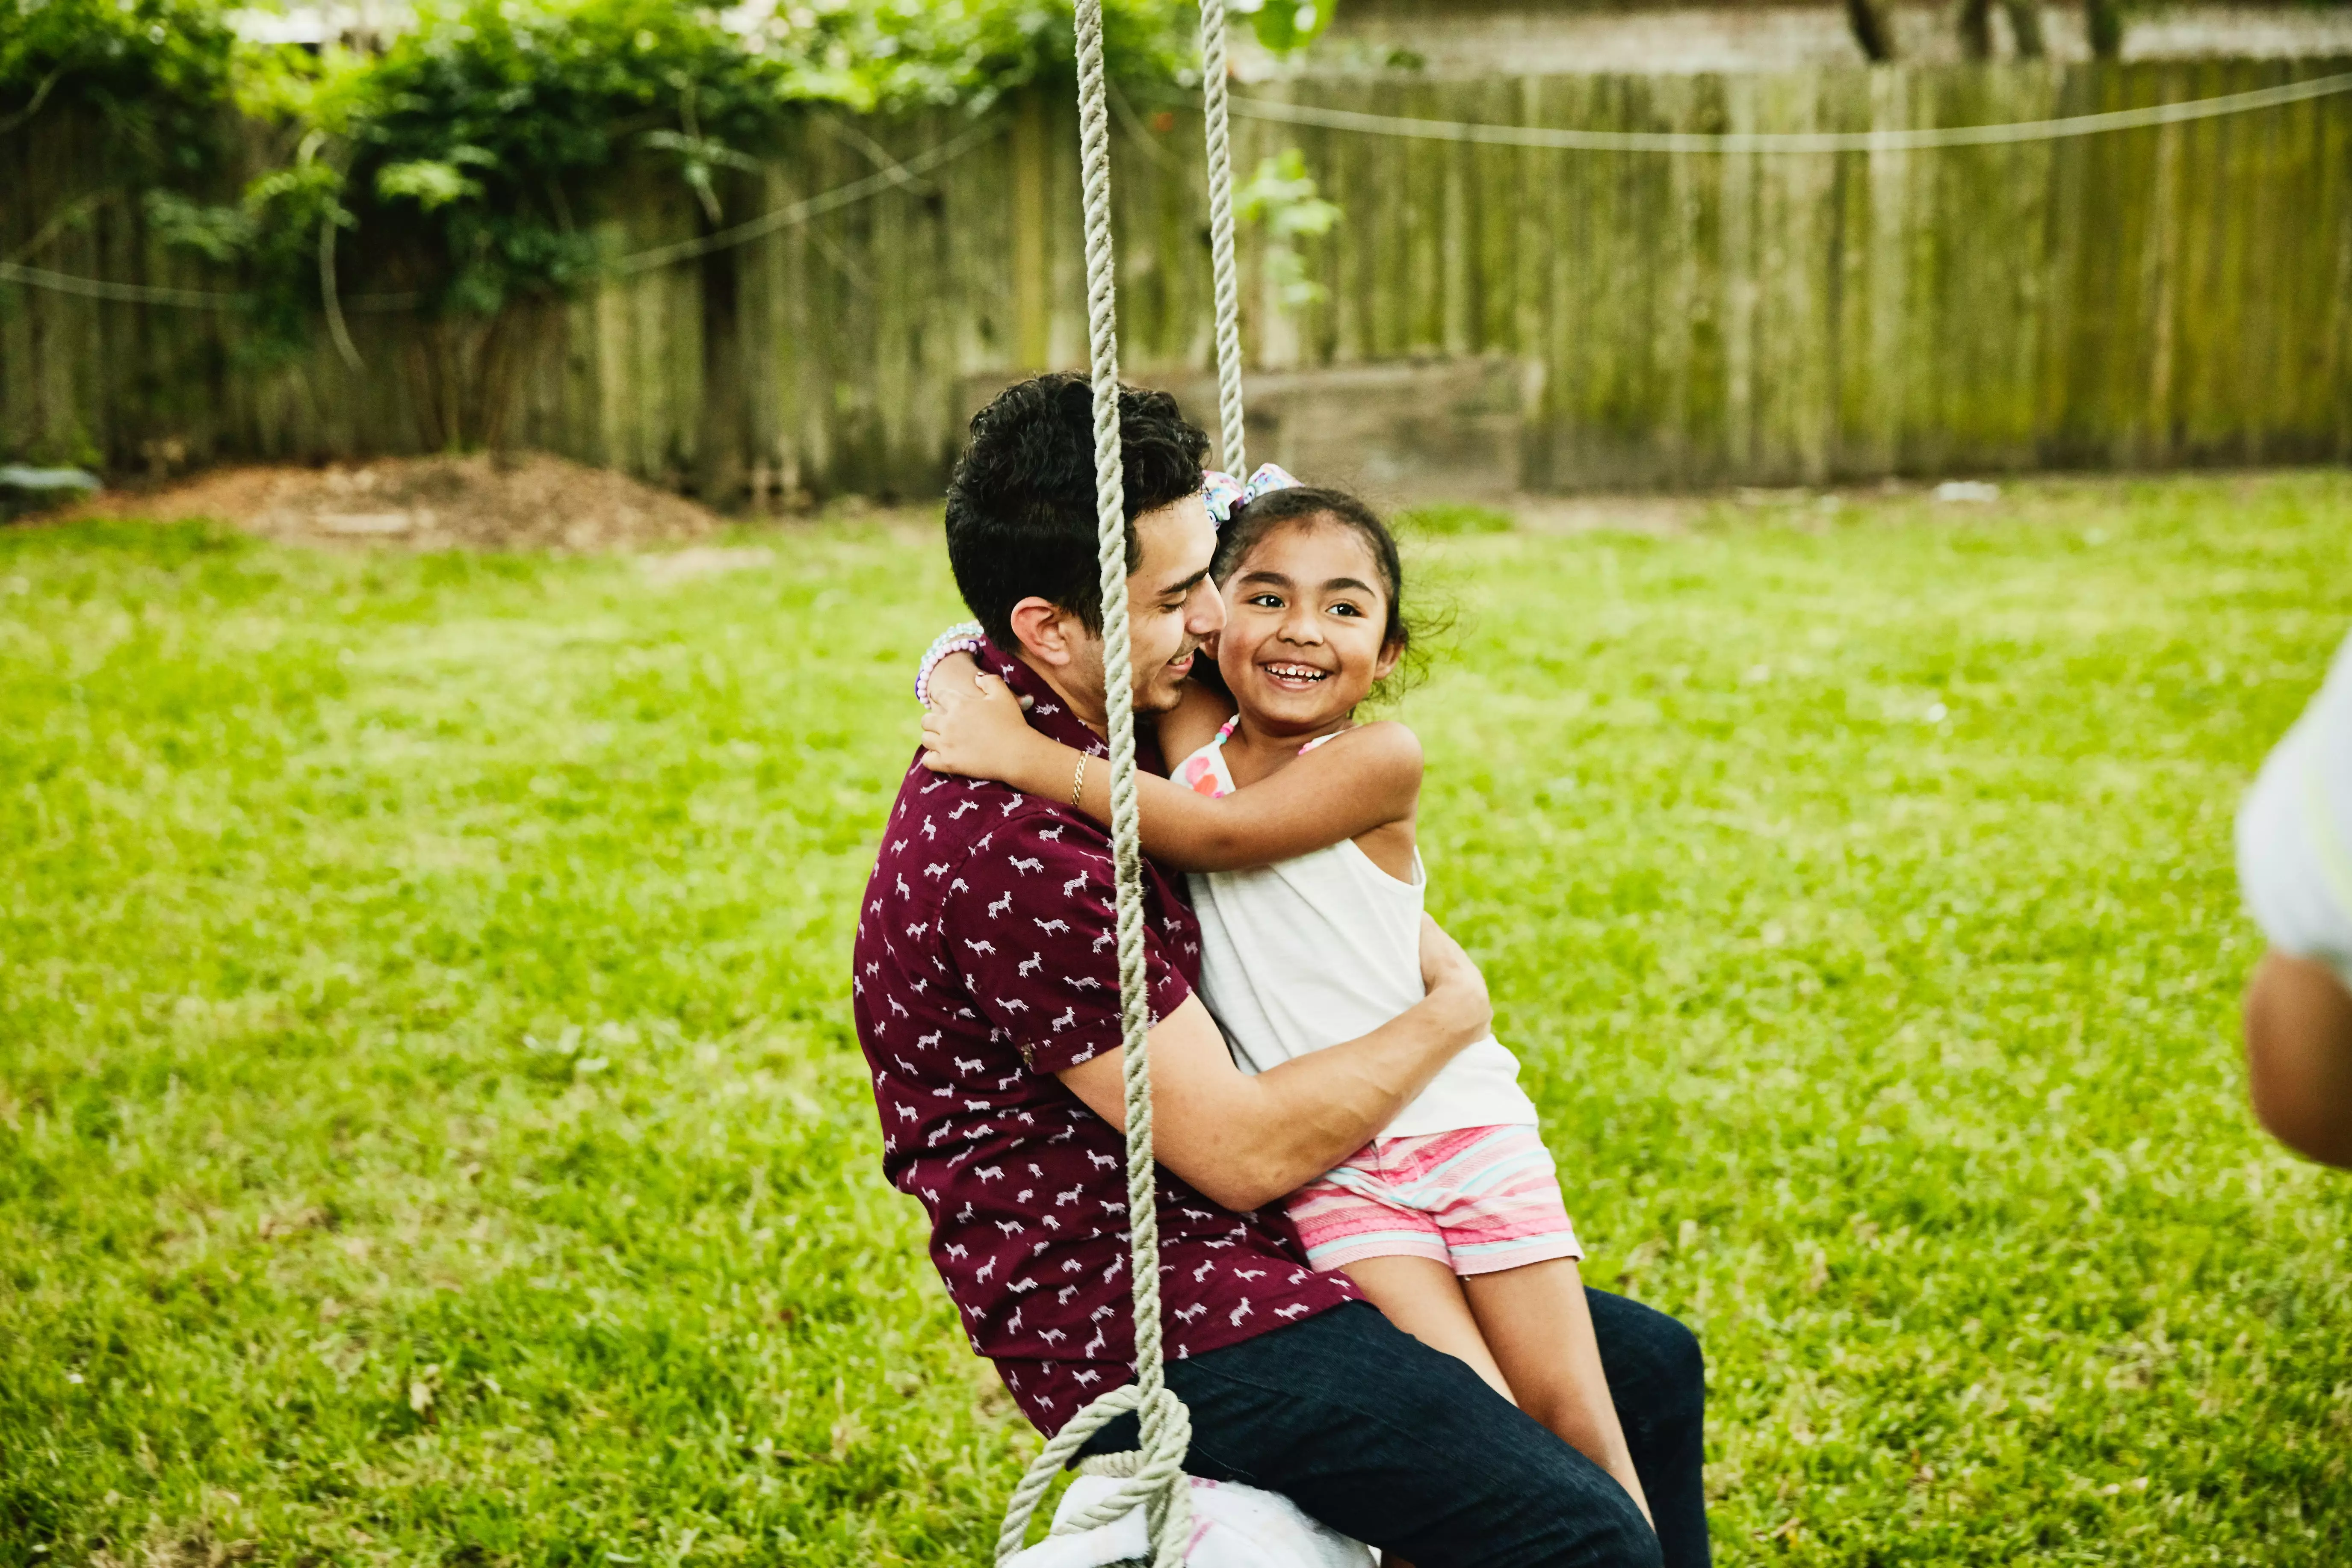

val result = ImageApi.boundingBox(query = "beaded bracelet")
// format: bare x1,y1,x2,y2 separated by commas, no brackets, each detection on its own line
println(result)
914,620,986,706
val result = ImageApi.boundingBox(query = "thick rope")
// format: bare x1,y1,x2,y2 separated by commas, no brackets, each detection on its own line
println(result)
995,1,1193,1563
1199,0,1247,475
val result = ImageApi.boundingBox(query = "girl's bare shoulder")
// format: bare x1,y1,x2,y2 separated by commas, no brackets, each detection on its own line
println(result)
1331,718,1422,761
1160,679,1238,762
1316,719,1424,788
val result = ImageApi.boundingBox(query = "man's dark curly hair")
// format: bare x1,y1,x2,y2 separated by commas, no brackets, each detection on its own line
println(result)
946,373,1210,649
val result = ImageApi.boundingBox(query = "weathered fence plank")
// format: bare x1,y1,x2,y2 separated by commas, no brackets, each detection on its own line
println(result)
5,59,2349,502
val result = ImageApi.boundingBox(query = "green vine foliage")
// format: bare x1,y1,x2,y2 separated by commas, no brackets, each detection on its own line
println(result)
1232,0,1337,56
0,0,242,173
322,0,788,320
315,0,1220,325
3,0,1236,337
733,0,1207,114
1233,146,1339,311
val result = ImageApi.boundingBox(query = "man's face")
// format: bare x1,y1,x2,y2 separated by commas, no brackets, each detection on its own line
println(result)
1063,496,1223,718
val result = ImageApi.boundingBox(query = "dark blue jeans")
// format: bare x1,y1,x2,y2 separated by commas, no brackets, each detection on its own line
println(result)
1083,1295,1709,1568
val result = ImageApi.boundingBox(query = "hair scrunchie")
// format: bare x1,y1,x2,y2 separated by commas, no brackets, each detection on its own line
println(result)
1202,462,1303,526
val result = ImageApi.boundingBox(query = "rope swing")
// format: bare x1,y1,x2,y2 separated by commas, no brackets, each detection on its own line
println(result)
994,2,1253,1563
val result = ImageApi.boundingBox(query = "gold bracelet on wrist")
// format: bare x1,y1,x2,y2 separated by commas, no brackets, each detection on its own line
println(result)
1069,753,1087,810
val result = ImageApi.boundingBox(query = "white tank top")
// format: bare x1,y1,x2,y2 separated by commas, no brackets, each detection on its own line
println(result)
1176,719,1539,1137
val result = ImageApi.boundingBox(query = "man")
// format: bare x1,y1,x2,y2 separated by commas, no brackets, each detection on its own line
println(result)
852,374,1708,1567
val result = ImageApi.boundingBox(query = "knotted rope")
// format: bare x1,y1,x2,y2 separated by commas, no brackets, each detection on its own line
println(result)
1199,0,1247,476
996,1,1241,1562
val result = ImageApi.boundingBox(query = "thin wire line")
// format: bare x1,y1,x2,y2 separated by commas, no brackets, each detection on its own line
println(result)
612,115,1003,272
1230,69,2352,153
0,261,250,308
5,189,124,268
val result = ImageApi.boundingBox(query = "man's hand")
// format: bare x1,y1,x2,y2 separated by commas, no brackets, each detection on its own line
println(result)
1056,921,1497,1213
1418,913,1493,1042
921,669,1063,790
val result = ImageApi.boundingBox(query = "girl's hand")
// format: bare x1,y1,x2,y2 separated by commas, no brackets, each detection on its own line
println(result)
922,650,987,708
922,670,1057,787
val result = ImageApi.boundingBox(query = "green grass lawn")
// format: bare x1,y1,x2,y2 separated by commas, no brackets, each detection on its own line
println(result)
5,474,2351,1567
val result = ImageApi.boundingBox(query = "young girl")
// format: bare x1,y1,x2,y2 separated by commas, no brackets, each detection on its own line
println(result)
919,473,1654,1528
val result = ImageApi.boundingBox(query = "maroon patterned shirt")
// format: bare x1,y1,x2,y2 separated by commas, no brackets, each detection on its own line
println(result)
851,639,1358,1434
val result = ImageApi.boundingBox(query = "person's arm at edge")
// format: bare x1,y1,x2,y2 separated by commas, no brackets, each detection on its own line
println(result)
925,672,1421,871
2244,948,2352,1168
1052,915,1490,1212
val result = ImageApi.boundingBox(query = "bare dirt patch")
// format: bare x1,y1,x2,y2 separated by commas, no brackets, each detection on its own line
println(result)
68,452,724,552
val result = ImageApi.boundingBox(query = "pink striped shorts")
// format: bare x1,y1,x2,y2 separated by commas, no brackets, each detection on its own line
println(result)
1284,1124,1584,1277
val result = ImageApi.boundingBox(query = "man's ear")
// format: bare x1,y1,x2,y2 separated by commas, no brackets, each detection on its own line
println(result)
1008,596,1083,668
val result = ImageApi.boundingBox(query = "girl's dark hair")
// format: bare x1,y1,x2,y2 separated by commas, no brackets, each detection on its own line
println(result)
1209,484,1436,700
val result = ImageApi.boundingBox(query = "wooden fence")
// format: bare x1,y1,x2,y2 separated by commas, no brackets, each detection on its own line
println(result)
5,58,2349,501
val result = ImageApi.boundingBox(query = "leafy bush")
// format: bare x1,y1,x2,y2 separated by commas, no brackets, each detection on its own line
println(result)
732,0,1208,113
0,0,241,172
316,0,789,319
1232,0,1335,55
5,0,1224,317
5,0,1341,442
1234,147,1339,311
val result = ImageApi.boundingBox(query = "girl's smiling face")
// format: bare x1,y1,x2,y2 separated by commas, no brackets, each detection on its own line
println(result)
1213,516,1402,734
